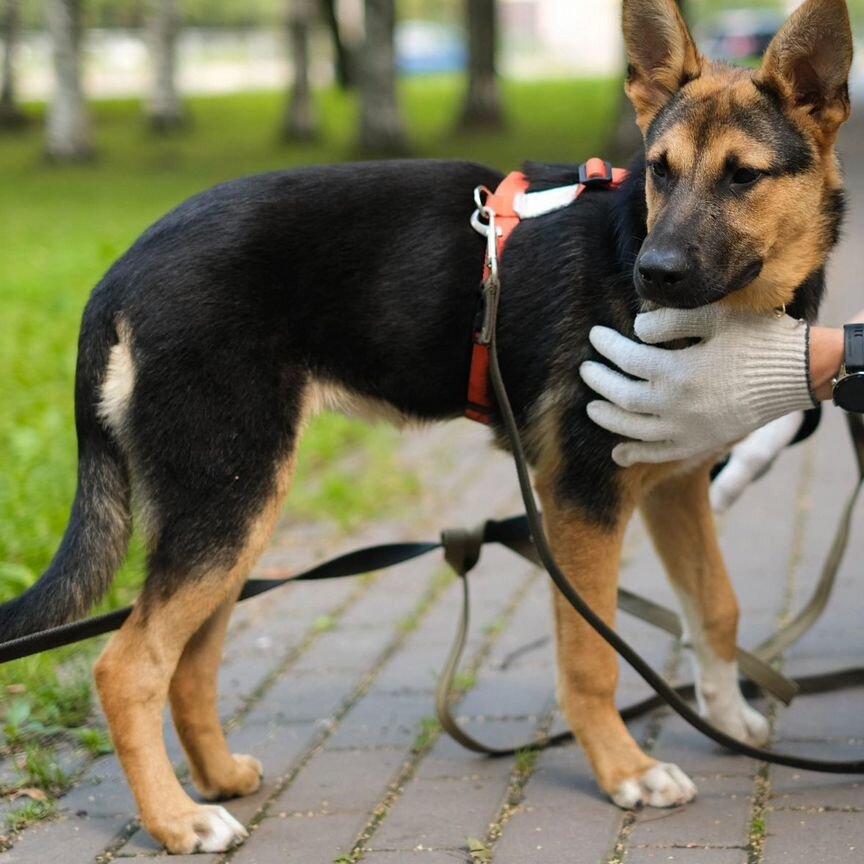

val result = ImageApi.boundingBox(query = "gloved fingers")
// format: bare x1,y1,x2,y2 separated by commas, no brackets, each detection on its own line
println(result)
579,361,655,413
633,305,721,344
611,439,685,467
585,400,670,442
587,326,669,379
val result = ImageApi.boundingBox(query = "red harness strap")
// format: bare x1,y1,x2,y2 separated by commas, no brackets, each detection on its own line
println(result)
465,171,530,424
465,158,629,425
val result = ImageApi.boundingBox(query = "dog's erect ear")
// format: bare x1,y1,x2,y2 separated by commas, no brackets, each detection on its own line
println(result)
757,0,853,141
622,0,702,133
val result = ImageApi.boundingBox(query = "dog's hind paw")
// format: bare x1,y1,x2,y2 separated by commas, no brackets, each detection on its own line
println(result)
611,763,697,809
154,805,248,854
708,700,771,749
195,753,263,801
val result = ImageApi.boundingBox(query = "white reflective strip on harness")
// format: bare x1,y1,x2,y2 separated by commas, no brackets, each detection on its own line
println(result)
513,183,582,219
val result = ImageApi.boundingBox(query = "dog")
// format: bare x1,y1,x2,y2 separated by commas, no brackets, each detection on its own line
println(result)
0,0,853,852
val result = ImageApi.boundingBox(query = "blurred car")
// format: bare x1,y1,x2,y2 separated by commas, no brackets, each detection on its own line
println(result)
395,20,466,76
698,10,785,66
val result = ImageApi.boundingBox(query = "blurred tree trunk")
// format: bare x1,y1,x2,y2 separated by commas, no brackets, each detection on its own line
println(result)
45,0,93,161
146,0,185,132
283,0,317,140
357,0,408,155
608,0,687,161
321,0,355,89
0,0,24,128
457,0,504,131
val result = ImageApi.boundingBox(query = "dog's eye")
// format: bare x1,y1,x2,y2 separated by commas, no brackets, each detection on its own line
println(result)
730,167,763,187
649,159,668,180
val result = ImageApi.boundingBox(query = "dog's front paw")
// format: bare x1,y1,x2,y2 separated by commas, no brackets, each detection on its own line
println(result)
611,762,697,809
195,753,263,801
706,699,771,748
151,804,248,854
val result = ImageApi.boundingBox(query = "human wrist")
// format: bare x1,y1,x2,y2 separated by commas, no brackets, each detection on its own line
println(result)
809,326,845,402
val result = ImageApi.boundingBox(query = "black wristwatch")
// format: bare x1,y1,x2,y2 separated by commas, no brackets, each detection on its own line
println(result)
832,323,864,412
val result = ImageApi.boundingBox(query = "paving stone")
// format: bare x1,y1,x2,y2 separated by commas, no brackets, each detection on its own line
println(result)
229,811,366,864
493,745,622,864
457,670,554,719
368,775,507,851
628,774,752,848
626,849,748,864
59,758,138,818
2,812,128,864
289,623,396,675
249,667,360,725
773,690,864,741
274,747,407,814
325,691,434,750
769,766,864,811
764,809,864,862
373,638,455,694
362,850,468,863
425,716,547,772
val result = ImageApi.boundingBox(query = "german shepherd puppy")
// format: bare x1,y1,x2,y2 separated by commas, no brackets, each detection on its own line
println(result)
0,0,853,852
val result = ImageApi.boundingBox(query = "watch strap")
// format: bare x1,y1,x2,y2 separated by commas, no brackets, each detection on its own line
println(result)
845,323,864,373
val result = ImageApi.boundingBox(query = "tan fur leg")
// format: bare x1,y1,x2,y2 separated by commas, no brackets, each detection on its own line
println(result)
538,478,696,809
94,464,292,854
95,577,250,854
169,588,262,801
641,465,770,746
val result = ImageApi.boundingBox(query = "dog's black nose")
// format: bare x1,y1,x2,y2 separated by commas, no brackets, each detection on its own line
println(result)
637,248,689,295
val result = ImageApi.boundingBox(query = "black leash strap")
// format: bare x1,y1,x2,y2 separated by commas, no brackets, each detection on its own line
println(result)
0,517,532,665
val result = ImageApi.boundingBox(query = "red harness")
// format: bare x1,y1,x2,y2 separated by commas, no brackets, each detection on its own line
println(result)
465,158,629,425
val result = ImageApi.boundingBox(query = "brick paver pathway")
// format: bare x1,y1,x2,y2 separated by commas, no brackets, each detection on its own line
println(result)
3,120,864,864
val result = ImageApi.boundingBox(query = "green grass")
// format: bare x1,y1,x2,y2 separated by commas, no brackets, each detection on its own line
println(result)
0,76,618,725
5,799,56,834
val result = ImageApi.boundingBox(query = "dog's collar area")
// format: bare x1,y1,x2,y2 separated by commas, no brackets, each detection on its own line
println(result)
466,159,629,425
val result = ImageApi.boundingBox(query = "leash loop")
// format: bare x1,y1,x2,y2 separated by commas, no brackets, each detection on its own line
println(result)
441,523,486,578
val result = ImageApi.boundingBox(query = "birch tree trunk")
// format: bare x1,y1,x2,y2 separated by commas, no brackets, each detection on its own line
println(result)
45,0,93,160
357,0,408,155
146,0,185,132
0,0,24,128
321,0,356,89
457,0,504,131
283,0,317,141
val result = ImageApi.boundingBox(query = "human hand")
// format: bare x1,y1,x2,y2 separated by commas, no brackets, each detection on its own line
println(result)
579,305,814,467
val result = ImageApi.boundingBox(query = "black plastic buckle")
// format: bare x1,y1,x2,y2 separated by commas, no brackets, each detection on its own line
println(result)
578,158,614,188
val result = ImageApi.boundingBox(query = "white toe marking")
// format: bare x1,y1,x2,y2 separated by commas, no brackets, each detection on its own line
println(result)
612,763,697,810
196,806,248,853
611,778,643,809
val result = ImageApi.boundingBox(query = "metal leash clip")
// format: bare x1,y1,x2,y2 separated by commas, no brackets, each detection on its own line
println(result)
470,185,503,346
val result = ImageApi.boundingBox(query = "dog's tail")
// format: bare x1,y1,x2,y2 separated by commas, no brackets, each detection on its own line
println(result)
0,287,132,643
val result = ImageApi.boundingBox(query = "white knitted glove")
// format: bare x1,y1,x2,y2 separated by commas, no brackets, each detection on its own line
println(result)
579,306,815,467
